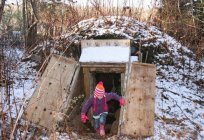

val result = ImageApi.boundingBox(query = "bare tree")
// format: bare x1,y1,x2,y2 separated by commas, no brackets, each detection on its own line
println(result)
0,0,6,23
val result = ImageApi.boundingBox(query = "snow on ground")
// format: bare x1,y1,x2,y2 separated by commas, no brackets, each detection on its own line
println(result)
3,16,204,139
0,46,37,137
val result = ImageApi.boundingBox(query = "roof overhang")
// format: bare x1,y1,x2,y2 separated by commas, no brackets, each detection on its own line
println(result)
79,39,131,66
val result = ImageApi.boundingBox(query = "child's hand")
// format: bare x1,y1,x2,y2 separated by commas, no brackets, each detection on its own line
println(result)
81,113,88,123
119,98,125,106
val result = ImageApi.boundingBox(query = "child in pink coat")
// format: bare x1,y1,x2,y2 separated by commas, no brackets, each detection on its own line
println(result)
81,81,125,136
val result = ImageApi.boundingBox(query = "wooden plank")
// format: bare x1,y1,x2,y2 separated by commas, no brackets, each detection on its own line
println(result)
25,55,79,129
82,68,90,96
120,62,156,137
80,62,126,68
120,73,125,94
81,39,130,48
89,67,125,73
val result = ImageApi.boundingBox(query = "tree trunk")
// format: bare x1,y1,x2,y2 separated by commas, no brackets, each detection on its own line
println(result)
22,0,27,48
0,0,6,23
27,0,38,48
27,14,37,48
30,0,39,20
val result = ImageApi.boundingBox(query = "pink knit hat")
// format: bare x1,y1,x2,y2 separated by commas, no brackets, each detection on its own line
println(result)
93,81,107,112
94,81,105,98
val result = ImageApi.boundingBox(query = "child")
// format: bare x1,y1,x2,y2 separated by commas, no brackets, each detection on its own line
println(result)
81,81,125,136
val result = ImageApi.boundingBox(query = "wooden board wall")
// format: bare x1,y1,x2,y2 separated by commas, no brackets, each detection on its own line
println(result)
25,55,80,129
120,62,156,137
81,39,130,48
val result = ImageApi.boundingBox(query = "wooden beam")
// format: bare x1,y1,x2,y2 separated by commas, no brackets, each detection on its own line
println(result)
80,62,126,68
89,67,125,73
82,68,90,96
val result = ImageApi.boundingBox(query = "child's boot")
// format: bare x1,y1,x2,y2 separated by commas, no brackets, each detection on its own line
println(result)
96,128,100,135
99,124,105,136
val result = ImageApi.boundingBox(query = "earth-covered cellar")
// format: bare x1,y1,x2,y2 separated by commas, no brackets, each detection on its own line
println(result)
7,16,204,139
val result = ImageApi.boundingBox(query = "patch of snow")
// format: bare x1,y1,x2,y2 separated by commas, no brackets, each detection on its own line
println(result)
79,46,130,63
1,46,36,120
130,56,138,62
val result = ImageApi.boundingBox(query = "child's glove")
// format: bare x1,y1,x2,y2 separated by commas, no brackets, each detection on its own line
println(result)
81,113,88,123
119,98,125,106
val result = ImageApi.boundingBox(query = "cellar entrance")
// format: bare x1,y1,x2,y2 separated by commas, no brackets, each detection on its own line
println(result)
93,73,121,134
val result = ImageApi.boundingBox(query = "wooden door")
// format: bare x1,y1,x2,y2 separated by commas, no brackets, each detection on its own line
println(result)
120,62,156,137
25,55,81,129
